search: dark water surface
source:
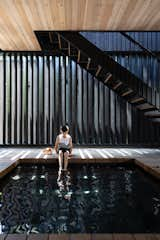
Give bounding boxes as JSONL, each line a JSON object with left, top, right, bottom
{"left": 0, "top": 163, "right": 160, "bottom": 233}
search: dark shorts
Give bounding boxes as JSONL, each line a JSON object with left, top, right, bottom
{"left": 58, "top": 147, "right": 71, "bottom": 154}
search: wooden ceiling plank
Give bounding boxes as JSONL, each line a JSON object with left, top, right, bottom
{"left": 0, "top": 0, "right": 160, "bottom": 50}
{"left": 14, "top": 0, "right": 40, "bottom": 49}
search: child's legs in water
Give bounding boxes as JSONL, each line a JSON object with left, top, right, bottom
{"left": 58, "top": 150, "right": 63, "bottom": 170}
{"left": 58, "top": 150, "right": 69, "bottom": 170}
{"left": 64, "top": 151, "right": 69, "bottom": 170}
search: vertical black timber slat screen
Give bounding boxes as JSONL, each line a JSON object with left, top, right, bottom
{"left": 86, "top": 70, "right": 89, "bottom": 144}
{"left": 0, "top": 54, "right": 3, "bottom": 144}
{"left": 19, "top": 54, "right": 23, "bottom": 144}
{"left": 28, "top": 54, "right": 32, "bottom": 144}
{"left": 14, "top": 53, "right": 17, "bottom": 144}
{"left": 16, "top": 54, "right": 20, "bottom": 144}
{"left": 5, "top": 53, "right": 9, "bottom": 144}
{"left": 30, "top": 54, "right": 34, "bottom": 144}
{"left": 8, "top": 53, "right": 11, "bottom": 144}
{"left": 69, "top": 58, "right": 73, "bottom": 138}
{"left": 62, "top": 56, "right": 66, "bottom": 125}
{"left": 42, "top": 55, "right": 45, "bottom": 144}
{"left": 22, "top": 55, "right": 25, "bottom": 144}
{"left": 71, "top": 60, "right": 76, "bottom": 142}
{"left": 36, "top": 55, "right": 39, "bottom": 144}
{"left": 4, "top": 53, "right": 7, "bottom": 144}
{"left": 2, "top": 53, "right": 6, "bottom": 144}
{"left": 82, "top": 69, "right": 87, "bottom": 143}
{"left": 47, "top": 56, "right": 51, "bottom": 144}
{"left": 11, "top": 53, "right": 15, "bottom": 144}
{"left": 55, "top": 56, "right": 60, "bottom": 136}
{"left": 25, "top": 55, "right": 28, "bottom": 144}
{"left": 90, "top": 75, "right": 94, "bottom": 143}
{"left": 52, "top": 56, "right": 56, "bottom": 140}
{"left": 77, "top": 64, "right": 82, "bottom": 144}
{"left": 0, "top": 53, "right": 160, "bottom": 146}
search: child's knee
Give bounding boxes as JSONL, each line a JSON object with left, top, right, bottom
{"left": 64, "top": 152, "right": 69, "bottom": 157}
{"left": 59, "top": 151, "right": 63, "bottom": 157}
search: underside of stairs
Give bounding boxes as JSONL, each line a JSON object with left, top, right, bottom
{"left": 35, "top": 31, "right": 160, "bottom": 122}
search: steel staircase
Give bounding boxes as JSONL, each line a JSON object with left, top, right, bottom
{"left": 35, "top": 31, "right": 160, "bottom": 122}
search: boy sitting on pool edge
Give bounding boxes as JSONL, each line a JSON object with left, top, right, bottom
{"left": 54, "top": 125, "right": 73, "bottom": 171}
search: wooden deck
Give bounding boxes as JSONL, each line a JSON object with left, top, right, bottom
{"left": 1, "top": 233, "right": 160, "bottom": 239}
{"left": 0, "top": 147, "right": 160, "bottom": 179}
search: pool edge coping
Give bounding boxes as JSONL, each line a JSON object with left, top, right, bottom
{"left": 1, "top": 233, "right": 160, "bottom": 239}
{"left": 1, "top": 157, "right": 160, "bottom": 181}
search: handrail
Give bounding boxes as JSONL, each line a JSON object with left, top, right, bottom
{"left": 56, "top": 31, "right": 159, "bottom": 109}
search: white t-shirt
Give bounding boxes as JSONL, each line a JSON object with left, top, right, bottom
{"left": 58, "top": 134, "right": 71, "bottom": 146}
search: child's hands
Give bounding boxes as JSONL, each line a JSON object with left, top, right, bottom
{"left": 55, "top": 148, "right": 58, "bottom": 154}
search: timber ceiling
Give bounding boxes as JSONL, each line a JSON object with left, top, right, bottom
{"left": 0, "top": 0, "right": 160, "bottom": 51}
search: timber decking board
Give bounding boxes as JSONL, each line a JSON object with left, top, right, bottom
{"left": 6, "top": 234, "right": 27, "bottom": 240}
{"left": 0, "top": 147, "right": 160, "bottom": 180}
{"left": 1, "top": 1, "right": 160, "bottom": 50}
{"left": 2, "top": 234, "right": 160, "bottom": 240}
{"left": 92, "top": 234, "right": 113, "bottom": 240}
{"left": 70, "top": 234, "right": 91, "bottom": 240}
{"left": 49, "top": 234, "right": 69, "bottom": 240}
{"left": 27, "top": 234, "right": 49, "bottom": 240}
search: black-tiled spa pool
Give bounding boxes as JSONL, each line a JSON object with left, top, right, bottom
{"left": 0, "top": 163, "right": 160, "bottom": 234}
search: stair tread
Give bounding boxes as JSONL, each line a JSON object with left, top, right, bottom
{"left": 37, "top": 31, "right": 159, "bottom": 119}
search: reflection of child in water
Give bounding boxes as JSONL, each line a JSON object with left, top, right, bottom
{"left": 57, "top": 170, "right": 72, "bottom": 200}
